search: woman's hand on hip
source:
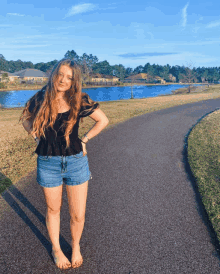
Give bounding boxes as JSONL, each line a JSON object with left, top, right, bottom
{"left": 81, "top": 142, "right": 87, "bottom": 156}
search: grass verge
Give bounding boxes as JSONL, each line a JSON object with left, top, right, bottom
{"left": 187, "top": 109, "right": 220, "bottom": 242}
{"left": 172, "top": 85, "right": 208, "bottom": 94}
{"left": 1, "top": 85, "right": 220, "bottom": 194}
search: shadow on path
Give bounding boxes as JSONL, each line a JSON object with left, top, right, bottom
{"left": 0, "top": 171, "right": 12, "bottom": 193}
{"left": 1, "top": 184, "right": 72, "bottom": 262}
{"left": 182, "top": 109, "right": 220, "bottom": 261}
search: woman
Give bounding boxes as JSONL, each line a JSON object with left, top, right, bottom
{"left": 19, "top": 59, "right": 109, "bottom": 270}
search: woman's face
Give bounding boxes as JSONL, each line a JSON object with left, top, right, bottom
{"left": 55, "top": 65, "right": 73, "bottom": 94}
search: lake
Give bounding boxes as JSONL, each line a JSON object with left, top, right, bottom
{"left": 0, "top": 84, "right": 202, "bottom": 108}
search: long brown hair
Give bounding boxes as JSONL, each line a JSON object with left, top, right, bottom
{"left": 19, "top": 58, "right": 95, "bottom": 148}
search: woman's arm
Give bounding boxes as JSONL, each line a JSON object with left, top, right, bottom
{"left": 81, "top": 108, "right": 109, "bottom": 144}
{"left": 22, "top": 118, "right": 39, "bottom": 144}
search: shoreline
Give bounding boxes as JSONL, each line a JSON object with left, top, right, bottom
{"left": 0, "top": 83, "right": 212, "bottom": 110}
{"left": 0, "top": 82, "right": 208, "bottom": 93}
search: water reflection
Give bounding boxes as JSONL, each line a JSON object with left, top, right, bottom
{"left": 0, "top": 84, "right": 202, "bottom": 108}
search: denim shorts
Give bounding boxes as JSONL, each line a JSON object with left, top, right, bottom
{"left": 37, "top": 151, "right": 92, "bottom": 188}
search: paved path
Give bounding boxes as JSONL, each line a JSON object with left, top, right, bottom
{"left": 1, "top": 98, "right": 220, "bottom": 273}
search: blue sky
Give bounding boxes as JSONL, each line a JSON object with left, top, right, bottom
{"left": 1, "top": 0, "right": 220, "bottom": 69}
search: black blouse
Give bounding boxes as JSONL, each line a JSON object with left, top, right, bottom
{"left": 27, "top": 89, "right": 99, "bottom": 156}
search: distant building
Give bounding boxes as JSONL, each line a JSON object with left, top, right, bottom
{"left": 154, "top": 76, "right": 166, "bottom": 84}
{"left": 201, "top": 77, "right": 208, "bottom": 83}
{"left": 125, "top": 73, "right": 148, "bottom": 83}
{"left": 168, "top": 74, "right": 176, "bottom": 82}
{"left": 89, "top": 73, "right": 119, "bottom": 83}
{"left": 12, "top": 68, "right": 48, "bottom": 83}
{"left": 124, "top": 73, "right": 166, "bottom": 84}
{"left": 0, "top": 70, "right": 19, "bottom": 82}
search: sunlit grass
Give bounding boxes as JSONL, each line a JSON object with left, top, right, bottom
{"left": 188, "top": 109, "right": 220, "bottom": 241}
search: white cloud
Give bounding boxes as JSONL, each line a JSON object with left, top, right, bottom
{"left": 192, "top": 26, "right": 200, "bottom": 34}
{"left": 147, "top": 32, "right": 154, "bottom": 40}
{"left": 145, "top": 40, "right": 220, "bottom": 48}
{"left": 98, "top": 7, "right": 116, "bottom": 11}
{"left": 181, "top": 2, "right": 189, "bottom": 27}
{"left": 50, "top": 26, "right": 75, "bottom": 30}
{"left": 65, "top": 3, "right": 97, "bottom": 18}
{"left": 206, "top": 20, "right": 220, "bottom": 28}
{"left": 0, "top": 24, "right": 14, "bottom": 27}
{"left": 7, "top": 13, "right": 25, "bottom": 16}
{"left": 0, "top": 43, "right": 51, "bottom": 49}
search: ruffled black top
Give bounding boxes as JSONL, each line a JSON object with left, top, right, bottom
{"left": 27, "top": 89, "right": 99, "bottom": 156}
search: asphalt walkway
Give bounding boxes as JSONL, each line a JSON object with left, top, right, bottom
{"left": 1, "top": 98, "right": 220, "bottom": 273}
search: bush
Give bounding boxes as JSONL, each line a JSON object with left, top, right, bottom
{"left": 0, "top": 82, "right": 6, "bottom": 88}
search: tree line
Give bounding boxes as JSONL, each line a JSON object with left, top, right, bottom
{"left": 0, "top": 51, "right": 220, "bottom": 83}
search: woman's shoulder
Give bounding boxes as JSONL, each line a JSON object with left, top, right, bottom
{"left": 81, "top": 92, "right": 99, "bottom": 105}
{"left": 81, "top": 92, "right": 90, "bottom": 102}
{"left": 79, "top": 93, "right": 99, "bottom": 118}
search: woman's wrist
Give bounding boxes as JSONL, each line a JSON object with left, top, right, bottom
{"left": 82, "top": 134, "right": 89, "bottom": 144}
{"left": 33, "top": 135, "right": 39, "bottom": 144}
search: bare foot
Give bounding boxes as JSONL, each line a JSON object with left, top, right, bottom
{"left": 71, "top": 244, "right": 83, "bottom": 268}
{"left": 52, "top": 249, "right": 71, "bottom": 270}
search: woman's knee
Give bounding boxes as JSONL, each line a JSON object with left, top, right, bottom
{"left": 70, "top": 213, "right": 85, "bottom": 223}
{"left": 43, "top": 185, "right": 63, "bottom": 215}
{"left": 47, "top": 205, "right": 61, "bottom": 215}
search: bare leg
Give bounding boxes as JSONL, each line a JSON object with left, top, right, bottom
{"left": 66, "top": 181, "right": 88, "bottom": 268}
{"left": 43, "top": 185, "right": 71, "bottom": 270}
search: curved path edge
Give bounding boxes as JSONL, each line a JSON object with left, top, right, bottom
{"left": 1, "top": 98, "right": 220, "bottom": 273}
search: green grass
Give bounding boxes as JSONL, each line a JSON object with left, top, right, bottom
{"left": 188, "top": 109, "right": 220, "bottom": 241}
